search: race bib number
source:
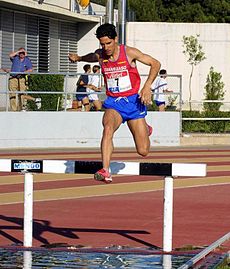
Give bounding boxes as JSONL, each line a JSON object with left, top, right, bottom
{"left": 106, "top": 70, "right": 131, "bottom": 93}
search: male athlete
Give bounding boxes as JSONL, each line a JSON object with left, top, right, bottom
{"left": 69, "top": 23, "right": 161, "bottom": 183}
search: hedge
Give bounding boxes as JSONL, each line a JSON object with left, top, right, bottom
{"left": 27, "top": 74, "right": 65, "bottom": 111}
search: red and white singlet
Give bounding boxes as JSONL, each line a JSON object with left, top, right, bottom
{"left": 100, "top": 45, "right": 141, "bottom": 97}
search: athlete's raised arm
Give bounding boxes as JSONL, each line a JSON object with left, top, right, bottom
{"left": 69, "top": 51, "right": 100, "bottom": 63}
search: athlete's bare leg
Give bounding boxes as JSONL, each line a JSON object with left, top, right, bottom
{"left": 127, "top": 118, "right": 150, "bottom": 156}
{"left": 101, "top": 109, "right": 123, "bottom": 169}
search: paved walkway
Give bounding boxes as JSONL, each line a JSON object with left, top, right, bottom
{"left": 0, "top": 146, "right": 230, "bottom": 250}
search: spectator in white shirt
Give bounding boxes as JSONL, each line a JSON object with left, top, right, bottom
{"left": 151, "top": 69, "right": 172, "bottom": 111}
{"left": 86, "top": 65, "right": 102, "bottom": 111}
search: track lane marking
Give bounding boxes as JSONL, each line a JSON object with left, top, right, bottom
{"left": 0, "top": 176, "right": 230, "bottom": 205}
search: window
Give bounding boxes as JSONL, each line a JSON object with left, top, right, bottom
{"left": 27, "top": 15, "right": 39, "bottom": 71}
{"left": 1, "top": 10, "right": 14, "bottom": 69}
{"left": 59, "top": 21, "right": 78, "bottom": 73}
{"left": 0, "top": 8, "right": 79, "bottom": 73}
{"left": 38, "top": 18, "right": 49, "bottom": 72}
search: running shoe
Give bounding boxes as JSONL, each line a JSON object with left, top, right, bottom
{"left": 94, "top": 168, "right": 112, "bottom": 184}
{"left": 147, "top": 124, "right": 153, "bottom": 136}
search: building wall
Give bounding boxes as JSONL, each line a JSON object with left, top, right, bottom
{"left": 0, "top": 8, "right": 96, "bottom": 73}
{"left": 36, "top": 0, "right": 70, "bottom": 10}
{"left": 29, "top": 0, "right": 105, "bottom": 13}
{"left": 127, "top": 22, "right": 230, "bottom": 109}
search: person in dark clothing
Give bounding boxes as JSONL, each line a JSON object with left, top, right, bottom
{"left": 76, "top": 64, "right": 91, "bottom": 111}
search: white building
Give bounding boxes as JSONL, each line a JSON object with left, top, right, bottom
{"left": 127, "top": 22, "right": 230, "bottom": 109}
{"left": 0, "top": 0, "right": 101, "bottom": 72}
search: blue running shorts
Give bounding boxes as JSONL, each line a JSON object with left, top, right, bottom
{"left": 155, "top": 100, "right": 165, "bottom": 106}
{"left": 103, "top": 94, "right": 147, "bottom": 123}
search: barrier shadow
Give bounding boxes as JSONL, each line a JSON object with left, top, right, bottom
{"left": 0, "top": 215, "right": 160, "bottom": 249}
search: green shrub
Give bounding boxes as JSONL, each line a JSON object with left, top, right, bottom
{"left": 182, "top": 110, "right": 230, "bottom": 133}
{"left": 149, "top": 102, "right": 158, "bottom": 111}
{"left": 216, "top": 256, "right": 230, "bottom": 268}
{"left": 27, "top": 74, "right": 64, "bottom": 111}
{"left": 203, "top": 110, "right": 228, "bottom": 133}
{"left": 203, "top": 67, "right": 225, "bottom": 112}
{"left": 182, "top": 110, "right": 201, "bottom": 118}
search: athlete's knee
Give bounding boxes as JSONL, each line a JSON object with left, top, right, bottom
{"left": 137, "top": 149, "right": 149, "bottom": 157}
{"left": 136, "top": 144, "right": 150, "bottom": 157}
{"left": 103, "top": 124, "right": 115, "bottom": 138}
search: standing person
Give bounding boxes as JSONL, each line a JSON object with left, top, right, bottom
{"left": 86, "top": 65, "right": 102, "bottom": 111}
{"left": 151, "top": 69, "right": 172, "bottom": 111}
{"left": 8, "top": 47, "right": 41, "bottom": 111}
{"left": 69, "top": 23, "right": 161, "bottom": 183}
{"left": 76, "top": 64, "right": 91, "bottom": 111}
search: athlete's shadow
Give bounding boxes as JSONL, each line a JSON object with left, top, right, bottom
{"left": 63, "top": 161, "right": 126, "bottom": 175}
{"left": 110, "top": 162, "right": 126, "bottom": 174}
{"left": 0, "top": 214, "right": 160, "bottom": 249}
{"left": 0, "top": 214, "right": 78, "bottom": 245}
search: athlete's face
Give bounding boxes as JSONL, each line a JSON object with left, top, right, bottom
{"left": 99, "top": 36, "right": 118, "bottom": 56}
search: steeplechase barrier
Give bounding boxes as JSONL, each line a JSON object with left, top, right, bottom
{"left": 178, "top": 231, "right": 230, "bottom": 269}
{"left": 0, "top": 159, "right": 207, "bottom": 252}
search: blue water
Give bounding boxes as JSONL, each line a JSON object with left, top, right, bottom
{"left": 0, "top": 248, "right": 194, "bottom": 268}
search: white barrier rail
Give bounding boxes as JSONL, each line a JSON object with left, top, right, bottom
{"left": 0, "top": 159, "right": 207, "bottom": 251}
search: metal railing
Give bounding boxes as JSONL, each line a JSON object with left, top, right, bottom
{"left": 0, "top": 72, "right": 105, "bottom": 111}
{"left": 0, "top": 72, "right": 182, "bottom": 112}
{"left": 182, "top": 100, "right": 230, "bottom": 121}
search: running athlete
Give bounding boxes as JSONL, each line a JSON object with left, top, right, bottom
{"left": 69, "top": 23, "right": 161, "bottom": 183}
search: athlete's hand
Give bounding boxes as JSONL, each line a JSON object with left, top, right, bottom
{"left": 69, "top": 53, "right": 81, "bottom": 63}
{"left": 139, "top": 87, "right": 152, "bottom": 105}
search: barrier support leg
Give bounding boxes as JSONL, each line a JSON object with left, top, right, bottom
{"left": 23, "top": 172, "right": 33, "bottom": 247}
{"left": 23, "top": 251, "right": 32, "bottom": 269}
{"left": 163, "top": 176, "right": 173, "bottom": 252}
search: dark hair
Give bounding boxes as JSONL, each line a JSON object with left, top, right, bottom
{"left": 96, "top": 23, "right": 117, "bottom": 39}
{"left": 93, "top": 65, "right": 100, "bottom": 73}
{"left": 83, "top": 64, "right": 91, "bottom": 72}
{"left": 159, "top": 69, "right": 167, "bottom": 75}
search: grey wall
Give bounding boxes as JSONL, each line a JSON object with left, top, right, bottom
{"left": 0, "top": 111, "right": 180, "bottom": 149}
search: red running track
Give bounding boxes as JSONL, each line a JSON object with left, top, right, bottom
{"left": 0, "top": 147, "right": 230, "bottom": 250}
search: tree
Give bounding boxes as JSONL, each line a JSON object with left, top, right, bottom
{"left": 91, "top": 0, "right": 230, "bottom": 23}
{"left": 182, "top": 35, "right": 206, "bottom": 110}
{"left": 128, "top": 0, "right": 159, "bottom": 21}
{"left": 203, "top": 66, "right": 225, "bottom": 112}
